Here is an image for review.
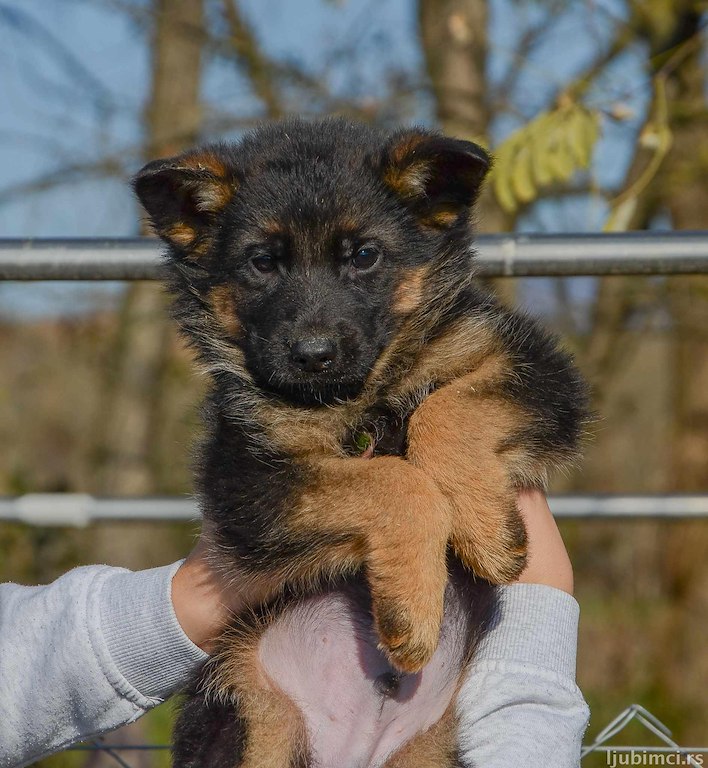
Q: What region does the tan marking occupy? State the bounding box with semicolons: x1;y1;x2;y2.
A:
291;455;452;673
383;159;432;200
181;149;228;177
206;616;308;768
393;267;427;315
389;132;428;165
362;324;413;394
383;703;459;767
406;365;532;584
153;149;237;252
420;205;461;229
166;223;196;247
209;285;242;340
254;395;371;459
193;178;234;213
192;235;217;260
259;220;285;237
395;316;501;393
382;132;434;200
335;215;364;233
181;149;236;215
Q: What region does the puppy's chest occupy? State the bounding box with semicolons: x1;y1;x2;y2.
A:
345;377;441;458
344;409;410;458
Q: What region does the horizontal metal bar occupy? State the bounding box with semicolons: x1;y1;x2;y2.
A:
1;494;707;526
67;745;171;751
548;494;708;519
0;495;199;526
0;238;159;281
1;232;708;279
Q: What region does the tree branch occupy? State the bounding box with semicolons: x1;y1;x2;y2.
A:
221;0;283;119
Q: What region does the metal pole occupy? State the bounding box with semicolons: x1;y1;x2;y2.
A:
1;232;708;279
1;494;707;525
0;238;160;281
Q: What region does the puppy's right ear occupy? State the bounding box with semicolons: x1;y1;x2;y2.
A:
133;149;237;255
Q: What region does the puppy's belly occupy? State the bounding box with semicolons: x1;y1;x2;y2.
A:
258;581;471;768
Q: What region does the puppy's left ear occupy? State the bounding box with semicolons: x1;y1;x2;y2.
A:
381;130;491;228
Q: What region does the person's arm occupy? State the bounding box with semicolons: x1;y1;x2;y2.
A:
0;549;261;768
1;493;586;767
456;490;590;767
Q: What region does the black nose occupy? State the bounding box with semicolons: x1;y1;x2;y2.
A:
290;337;337;372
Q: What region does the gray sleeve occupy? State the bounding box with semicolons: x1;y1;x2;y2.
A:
456;584;590;767
0;562;207;768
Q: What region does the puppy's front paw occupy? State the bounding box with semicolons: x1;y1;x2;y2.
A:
373;596;443;674
452;498;528;584
464;536;527;584
367;531;448;673
361;473;451;673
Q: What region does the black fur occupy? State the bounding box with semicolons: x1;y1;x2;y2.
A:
173;690;246;768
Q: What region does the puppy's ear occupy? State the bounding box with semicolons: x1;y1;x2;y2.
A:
133;149;237;254
381;130;491;228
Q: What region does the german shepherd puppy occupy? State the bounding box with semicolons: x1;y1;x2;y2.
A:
134;117;589;768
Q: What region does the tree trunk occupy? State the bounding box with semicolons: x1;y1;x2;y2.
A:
96;0;204;501
87;2;205;762
418;0;515;305
418;0;510;231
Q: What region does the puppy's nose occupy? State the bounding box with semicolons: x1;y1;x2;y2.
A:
290;337;337;372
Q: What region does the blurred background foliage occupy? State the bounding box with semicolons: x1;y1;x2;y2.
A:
0;0;706;764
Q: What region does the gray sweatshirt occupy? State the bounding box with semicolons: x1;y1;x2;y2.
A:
0;564;589;767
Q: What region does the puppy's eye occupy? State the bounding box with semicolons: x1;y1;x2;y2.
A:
250;254;276;274
352;246;380;271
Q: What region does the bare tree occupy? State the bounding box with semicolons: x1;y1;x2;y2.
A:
95;0;205;500
418;0;511;235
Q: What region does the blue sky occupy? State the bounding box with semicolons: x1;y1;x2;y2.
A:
0;0;650;316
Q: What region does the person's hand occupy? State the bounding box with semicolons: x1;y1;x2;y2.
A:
171;539;272;654
515;489;573;594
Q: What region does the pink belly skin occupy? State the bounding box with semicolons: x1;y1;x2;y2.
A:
258;582;476;768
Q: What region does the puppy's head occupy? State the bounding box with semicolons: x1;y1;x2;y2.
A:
134;119;490;405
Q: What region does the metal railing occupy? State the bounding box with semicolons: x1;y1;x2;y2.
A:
1;232;708;280
2;493;708;524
